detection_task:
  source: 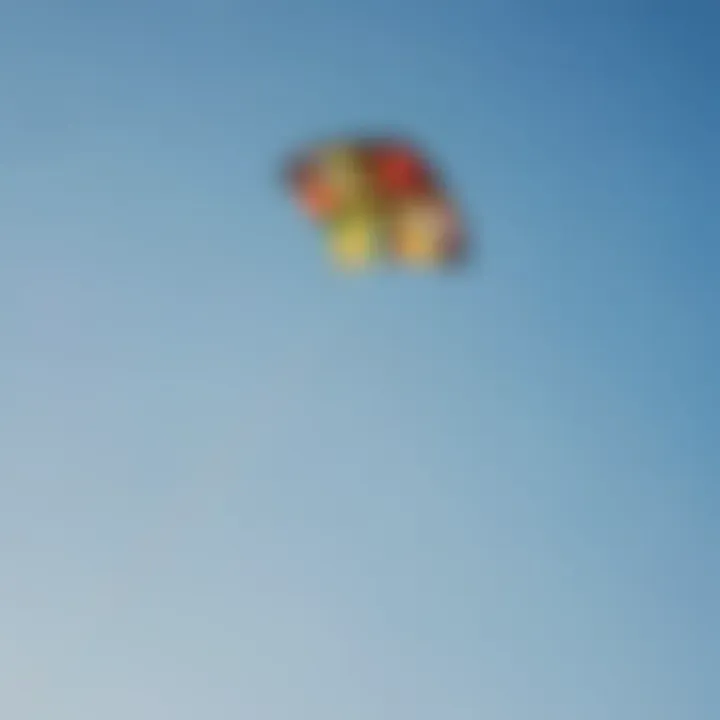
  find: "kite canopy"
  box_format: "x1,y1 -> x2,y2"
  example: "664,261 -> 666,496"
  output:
284,137 -> 466,270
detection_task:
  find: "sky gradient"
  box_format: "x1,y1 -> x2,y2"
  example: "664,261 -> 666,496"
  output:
2,2 -> 718,719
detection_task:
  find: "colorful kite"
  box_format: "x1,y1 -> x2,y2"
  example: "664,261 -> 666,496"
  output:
284,137 -> 466,270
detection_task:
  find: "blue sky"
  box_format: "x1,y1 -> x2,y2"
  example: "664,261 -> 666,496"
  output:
1,2 -> 718,718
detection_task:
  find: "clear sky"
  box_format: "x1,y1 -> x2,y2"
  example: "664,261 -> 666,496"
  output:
1,2 -> 718,718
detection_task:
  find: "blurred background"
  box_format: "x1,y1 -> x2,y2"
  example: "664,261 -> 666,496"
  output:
1,1 -> 718,718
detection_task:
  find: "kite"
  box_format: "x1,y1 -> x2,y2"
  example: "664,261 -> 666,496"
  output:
284,137 -> 466,270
